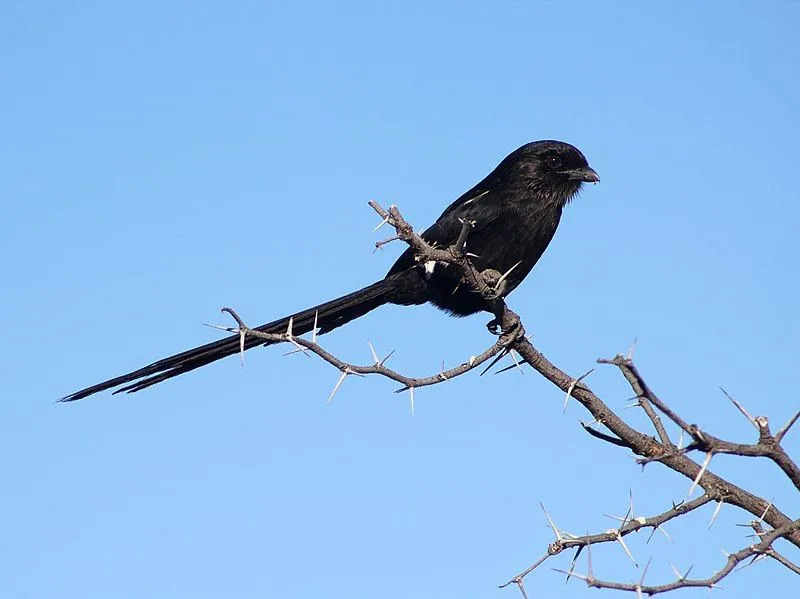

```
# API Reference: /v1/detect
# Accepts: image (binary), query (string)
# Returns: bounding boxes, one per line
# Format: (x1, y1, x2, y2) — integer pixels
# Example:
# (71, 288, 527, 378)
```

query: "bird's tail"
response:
(61, 278, 396, 401)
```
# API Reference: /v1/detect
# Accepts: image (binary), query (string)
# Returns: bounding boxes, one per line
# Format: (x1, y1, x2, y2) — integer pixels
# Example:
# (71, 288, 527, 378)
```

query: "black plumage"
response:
(62, 140, 598, 401)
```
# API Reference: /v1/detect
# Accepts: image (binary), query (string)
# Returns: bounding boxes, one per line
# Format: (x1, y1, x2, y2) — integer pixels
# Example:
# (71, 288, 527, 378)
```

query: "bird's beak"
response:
(568, 166, 600, 183)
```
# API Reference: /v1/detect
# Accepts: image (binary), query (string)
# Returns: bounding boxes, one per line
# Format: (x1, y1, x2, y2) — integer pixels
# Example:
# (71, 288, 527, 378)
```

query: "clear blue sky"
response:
(2, 3, 798, 598)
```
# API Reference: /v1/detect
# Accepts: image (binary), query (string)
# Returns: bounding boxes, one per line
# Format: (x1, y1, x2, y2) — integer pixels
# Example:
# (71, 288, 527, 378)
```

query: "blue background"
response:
(2, 2, 798, 597)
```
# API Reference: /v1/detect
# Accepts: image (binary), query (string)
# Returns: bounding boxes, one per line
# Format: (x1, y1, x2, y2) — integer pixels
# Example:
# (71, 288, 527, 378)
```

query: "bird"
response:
(62, 140, 599, 401)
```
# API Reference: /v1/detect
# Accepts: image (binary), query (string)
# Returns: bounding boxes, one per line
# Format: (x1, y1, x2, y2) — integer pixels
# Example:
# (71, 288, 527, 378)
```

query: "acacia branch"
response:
(214, 201, 798, 594)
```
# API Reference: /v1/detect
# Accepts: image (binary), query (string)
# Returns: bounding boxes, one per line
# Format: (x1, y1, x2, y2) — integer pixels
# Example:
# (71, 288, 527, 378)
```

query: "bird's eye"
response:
(545, 155, 562, 169)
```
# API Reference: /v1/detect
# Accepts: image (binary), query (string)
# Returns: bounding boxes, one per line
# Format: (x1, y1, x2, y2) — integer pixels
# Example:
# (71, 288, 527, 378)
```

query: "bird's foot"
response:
(486, 312, 524, 343)
(478, 268, 507, 300)
(486, 317, 503, 335)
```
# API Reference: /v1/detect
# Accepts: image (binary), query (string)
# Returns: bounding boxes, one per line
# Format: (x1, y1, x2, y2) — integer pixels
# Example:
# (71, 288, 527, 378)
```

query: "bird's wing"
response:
(386, 186, 502, 275)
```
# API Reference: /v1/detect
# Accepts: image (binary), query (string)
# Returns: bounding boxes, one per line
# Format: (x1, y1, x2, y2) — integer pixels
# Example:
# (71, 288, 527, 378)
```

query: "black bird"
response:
(62, 140, 598, 401)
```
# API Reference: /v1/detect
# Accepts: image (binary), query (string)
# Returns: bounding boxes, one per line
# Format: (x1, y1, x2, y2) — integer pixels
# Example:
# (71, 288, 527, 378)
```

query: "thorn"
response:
(586, 539, 594, 579)
(371, 215, 389, 233)
(566, 546, 584, 584)
(409, 387, 415, 416)
(639, 557, 652, 587)
(465, 252, 480, 258)
(368, 340, 379, 365)
(468, 355, 476, 366)
(238, 328, 246, 367)
(626, 337, 638, 360)
(203, 323, 237, 333)
(285, 316, 294, 338)
(327, 370, 348, 404)
(551, 568, 588, 582)
(286, 336, 311, 357)
(496, 260, 523, 288)
(312, 311, 319, 343)
(615, 531, 637, 566)
(563, 368, 594, 414)
(494, 349, 525, 375)
(776, 409, 800, 443)
(480, 348, 509, 376)
(758, 498, 774, 524)
(282, 348, 306, 357)
(677, 430, 685, 450)
(719, 386, 758, 429)
(540, 503, 563, 541)
(688, 452, 713, 497)
(709, 501, 723, 529)
(378, 348, 395, 367)
(647, 521, 671, 544)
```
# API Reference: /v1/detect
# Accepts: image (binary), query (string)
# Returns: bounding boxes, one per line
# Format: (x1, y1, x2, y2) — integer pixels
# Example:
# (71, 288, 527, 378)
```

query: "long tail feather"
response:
(61, 278, 393, 401)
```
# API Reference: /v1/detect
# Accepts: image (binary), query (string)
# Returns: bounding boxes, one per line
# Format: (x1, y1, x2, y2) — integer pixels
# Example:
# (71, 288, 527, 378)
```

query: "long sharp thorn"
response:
(496, 260, 523, 288)
(203, 323, 237, 333)
(540, 503, 562, 541)
(776, 409, 800, 443)
(282, 348, 306, 357)
(371, 216, 389, 233)
(286, 316, 294, 338)
(368, 340, 379, 364)
(409, 387, 415, 416)
(552, 568, 588, 581)
(239, 329, 246, 367)
(616, 533, 637, 566)
(563, 368, 594, 414)
(480, 348, 508, 376)
(709, 501, 723, 529)
(688, 452, 713, 496)
(566, 546, 584, 584)
(288, 337, 310, 357)
(327, 370, 348, 404)
(586, 539, 594, 579)
(639, 557, 652, 586)
(379, 348, 395, 367)
(312, 311, 319, 343)
(719, 386, 757, 428)
(758, 497, 774, 523)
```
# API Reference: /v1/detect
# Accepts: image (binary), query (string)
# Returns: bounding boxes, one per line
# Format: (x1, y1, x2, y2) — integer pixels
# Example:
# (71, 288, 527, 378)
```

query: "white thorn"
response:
(758, 498, 774, 523)
(327, 370, 348, 404)
(720, 386, 758, 428)
(368, 340, 379, 364)
(615, 532, 637, 566)
(371, 216, 389, 233)
(540, 503, 563, 541)
(496, 260, 523, 288)
(312, 311, 319, 343)
(688, 452, 713, 497)
(409, 387, 415, 416)
(709, 501, 723, 529)
(563, 368, 594, 414)
(286, 316, 294, 337)
(239, 329, 246, 367)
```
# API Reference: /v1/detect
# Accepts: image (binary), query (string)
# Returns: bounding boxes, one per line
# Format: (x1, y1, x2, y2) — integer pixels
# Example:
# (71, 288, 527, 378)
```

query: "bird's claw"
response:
(486, 317, 503, 335)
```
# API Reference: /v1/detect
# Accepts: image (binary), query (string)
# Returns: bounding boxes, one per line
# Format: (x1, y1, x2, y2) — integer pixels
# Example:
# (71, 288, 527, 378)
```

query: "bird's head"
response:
(500, 140, 599, 206)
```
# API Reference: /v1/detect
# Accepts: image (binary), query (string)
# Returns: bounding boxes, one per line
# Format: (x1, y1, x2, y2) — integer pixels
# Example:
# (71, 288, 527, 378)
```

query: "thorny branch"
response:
(216, 202, 799, 595)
